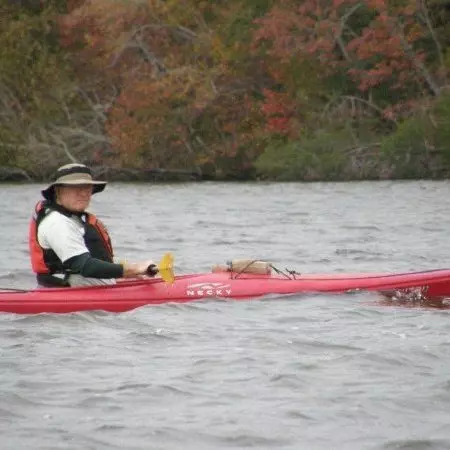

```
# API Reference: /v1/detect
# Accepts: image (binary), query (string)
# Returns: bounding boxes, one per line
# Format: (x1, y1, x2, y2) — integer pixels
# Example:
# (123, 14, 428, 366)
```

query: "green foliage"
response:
(219, 0, 274, 47)
(0, 10, 70, 107)
(380, 94, 450, 177)
(381, 118, 430, 178)
(255, 130, 359, 181)
(428, 0, 450, 48)
(433, 93, 450, 161)
(0, 2, 88, 175)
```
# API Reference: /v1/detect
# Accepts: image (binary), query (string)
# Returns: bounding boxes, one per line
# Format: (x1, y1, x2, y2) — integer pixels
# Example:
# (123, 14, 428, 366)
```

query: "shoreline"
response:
(1, 165, 449, 183)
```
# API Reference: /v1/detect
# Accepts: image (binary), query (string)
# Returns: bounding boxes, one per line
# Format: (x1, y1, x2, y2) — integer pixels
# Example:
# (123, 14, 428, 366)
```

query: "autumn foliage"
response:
(0, 0, 449, 179)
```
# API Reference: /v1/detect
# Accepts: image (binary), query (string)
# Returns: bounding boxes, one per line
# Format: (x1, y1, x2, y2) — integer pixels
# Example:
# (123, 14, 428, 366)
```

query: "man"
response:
(29, 163, 155, 287)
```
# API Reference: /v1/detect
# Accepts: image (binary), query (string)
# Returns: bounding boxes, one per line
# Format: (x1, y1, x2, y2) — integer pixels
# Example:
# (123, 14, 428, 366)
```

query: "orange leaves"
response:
(252, 6, 299, 61)
(254, 0, 436, 99)
(66, 0, 87, 12)
(366, 0, 386, 11)
(382, 99, 420, 121)
(332, 0, 349, 7)
(58, 0, 145, 67)
(345, 1, 428, 93)
(106, 66, 217, 160)
(58, 0, 250, 168)
(252, 0, 360, 72)
(249, 0, 444, 130)
(260, 89, 299, 137)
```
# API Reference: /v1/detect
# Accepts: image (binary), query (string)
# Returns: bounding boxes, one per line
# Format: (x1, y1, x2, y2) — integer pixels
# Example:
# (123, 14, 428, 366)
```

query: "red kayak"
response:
(1, 266, 450, 314)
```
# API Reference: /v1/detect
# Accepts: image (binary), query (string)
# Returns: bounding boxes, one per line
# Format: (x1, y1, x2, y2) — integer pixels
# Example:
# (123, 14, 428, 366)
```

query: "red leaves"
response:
(345, 2, 427, 93)
(260, 89, 299, 137)
(382, 99, 419, 121)
(252, 0, 361, 74)
(41, 0, 444, 172)
(366, 0, 386, 11)
(252, 0, 438, 124)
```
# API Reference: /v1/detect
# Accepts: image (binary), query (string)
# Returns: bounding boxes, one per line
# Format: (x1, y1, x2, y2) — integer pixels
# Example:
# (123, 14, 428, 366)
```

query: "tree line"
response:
(1, 0, 450, 181)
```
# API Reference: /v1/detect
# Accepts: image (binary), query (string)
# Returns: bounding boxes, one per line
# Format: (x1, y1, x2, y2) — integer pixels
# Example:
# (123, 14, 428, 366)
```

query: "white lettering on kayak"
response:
(186, 282, 232, 297)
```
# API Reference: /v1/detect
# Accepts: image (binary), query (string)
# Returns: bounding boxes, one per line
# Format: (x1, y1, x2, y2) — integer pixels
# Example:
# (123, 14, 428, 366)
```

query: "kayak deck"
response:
(1, 268, 450, 314)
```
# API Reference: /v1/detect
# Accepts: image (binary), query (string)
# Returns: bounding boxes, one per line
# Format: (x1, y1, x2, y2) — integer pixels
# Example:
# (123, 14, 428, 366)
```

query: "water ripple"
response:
(1, 181, 450, 450)
(379, 439, 450, 450)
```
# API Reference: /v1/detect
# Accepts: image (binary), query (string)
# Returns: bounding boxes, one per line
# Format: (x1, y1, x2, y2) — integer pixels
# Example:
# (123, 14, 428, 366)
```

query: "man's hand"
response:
(122, 260, 155, 278)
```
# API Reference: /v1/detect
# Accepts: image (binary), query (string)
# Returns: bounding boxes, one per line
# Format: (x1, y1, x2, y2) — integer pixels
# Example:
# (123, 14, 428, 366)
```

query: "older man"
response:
(29, 163, 155, 287)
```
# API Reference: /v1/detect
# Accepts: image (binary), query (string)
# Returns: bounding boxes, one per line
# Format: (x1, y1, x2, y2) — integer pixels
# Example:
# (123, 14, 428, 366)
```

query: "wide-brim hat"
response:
(42, 163, 107, 201)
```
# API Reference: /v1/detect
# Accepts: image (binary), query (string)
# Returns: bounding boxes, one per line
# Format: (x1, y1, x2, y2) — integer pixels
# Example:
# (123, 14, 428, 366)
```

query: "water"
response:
(1, 181, 450, 450)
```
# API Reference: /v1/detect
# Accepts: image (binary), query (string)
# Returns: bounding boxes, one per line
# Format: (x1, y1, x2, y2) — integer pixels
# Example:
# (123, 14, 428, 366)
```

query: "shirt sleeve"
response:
(37, 212, 90, 263)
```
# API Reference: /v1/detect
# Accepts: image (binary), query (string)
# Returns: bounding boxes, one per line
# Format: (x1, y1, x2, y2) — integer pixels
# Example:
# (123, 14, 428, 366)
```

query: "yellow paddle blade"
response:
(157, 252, 175, 284)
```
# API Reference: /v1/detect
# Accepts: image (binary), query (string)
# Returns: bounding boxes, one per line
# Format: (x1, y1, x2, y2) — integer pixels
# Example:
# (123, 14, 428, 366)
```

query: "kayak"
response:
(1, 265, 450, 314)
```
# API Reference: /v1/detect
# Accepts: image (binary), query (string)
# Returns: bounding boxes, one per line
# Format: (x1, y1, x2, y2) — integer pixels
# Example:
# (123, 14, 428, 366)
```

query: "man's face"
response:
(56, 184, 93, 212)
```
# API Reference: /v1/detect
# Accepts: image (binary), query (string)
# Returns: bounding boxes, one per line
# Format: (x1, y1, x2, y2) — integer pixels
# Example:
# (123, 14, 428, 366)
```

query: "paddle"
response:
(147, 252, 175, 284)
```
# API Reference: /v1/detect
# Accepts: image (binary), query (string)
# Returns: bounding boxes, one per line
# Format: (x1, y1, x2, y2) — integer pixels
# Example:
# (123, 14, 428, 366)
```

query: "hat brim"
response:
(42, 180, 107, 201)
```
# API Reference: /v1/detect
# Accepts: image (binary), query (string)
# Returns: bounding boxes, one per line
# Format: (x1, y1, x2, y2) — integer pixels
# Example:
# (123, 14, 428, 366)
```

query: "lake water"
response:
(1, 181, 450, 450)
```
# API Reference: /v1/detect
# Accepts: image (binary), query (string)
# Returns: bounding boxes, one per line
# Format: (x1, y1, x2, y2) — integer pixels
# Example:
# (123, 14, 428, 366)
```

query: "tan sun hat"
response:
(42, 163, 107, 201)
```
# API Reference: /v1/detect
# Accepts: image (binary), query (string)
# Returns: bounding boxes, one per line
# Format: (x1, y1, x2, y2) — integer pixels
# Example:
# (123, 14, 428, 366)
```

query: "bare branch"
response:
(108, 22, 197, 73)
(382, 14, 441, 96)
(417, 0, 446, 83)
(47, 132, 78, 163)
(210, 79, 218, 95)
(49, 124, 110, 144)
(322, 95, 398, 126)
(133, 34, 167, 74)
(334, 2, 363, 63)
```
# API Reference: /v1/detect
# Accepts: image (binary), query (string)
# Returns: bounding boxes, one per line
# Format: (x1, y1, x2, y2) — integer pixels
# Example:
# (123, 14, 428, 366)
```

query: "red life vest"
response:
(29, 201, 114, 275)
